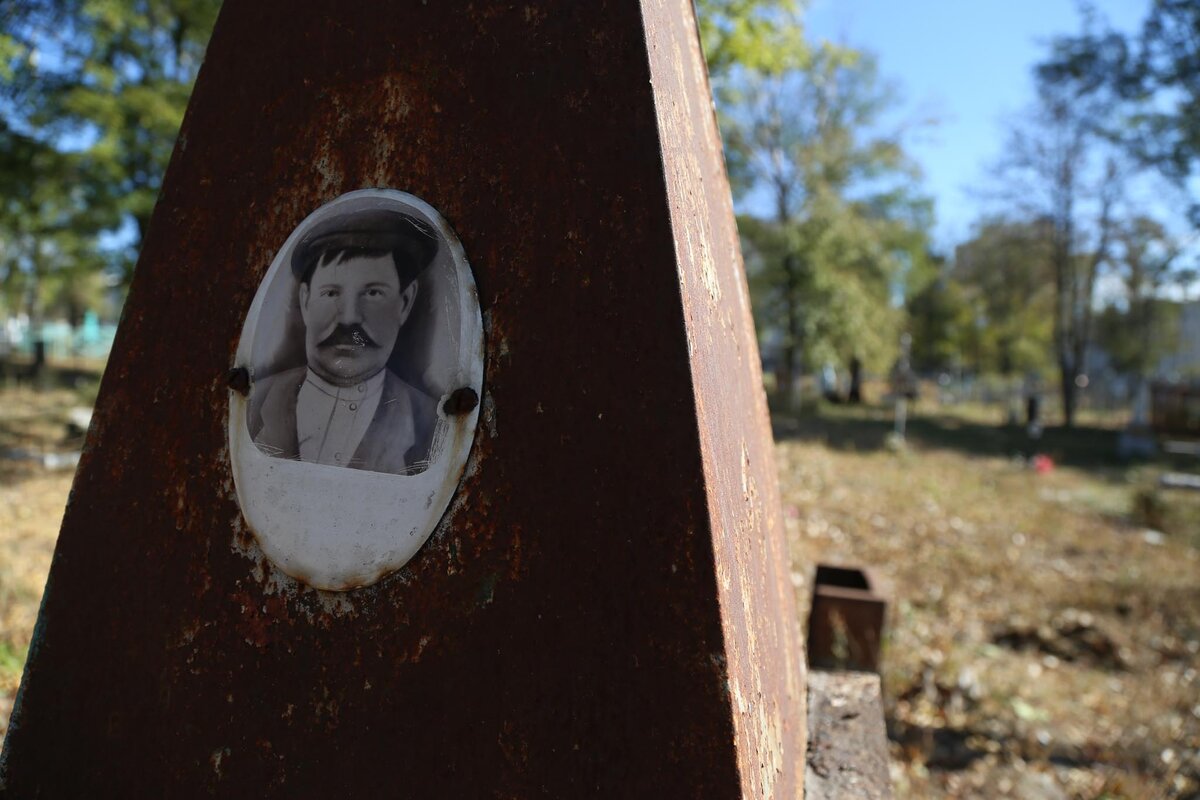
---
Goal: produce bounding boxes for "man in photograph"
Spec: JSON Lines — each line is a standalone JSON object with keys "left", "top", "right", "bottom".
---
{"left": 248, "top": 209, "right": 439, "bottom": 474}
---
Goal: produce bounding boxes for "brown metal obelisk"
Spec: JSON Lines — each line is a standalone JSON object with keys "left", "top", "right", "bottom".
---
{"left": 1, "top": 1, "right": 806, "bottom": 796}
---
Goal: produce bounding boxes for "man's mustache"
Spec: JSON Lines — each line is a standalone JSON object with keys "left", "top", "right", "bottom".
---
{"left": 317, "top": 324, "right": 380, "bottom": 349}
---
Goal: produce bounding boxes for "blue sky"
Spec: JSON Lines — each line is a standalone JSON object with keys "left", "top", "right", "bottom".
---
{"left": 802, "top": 0, "right": 1150, "bottom": 251}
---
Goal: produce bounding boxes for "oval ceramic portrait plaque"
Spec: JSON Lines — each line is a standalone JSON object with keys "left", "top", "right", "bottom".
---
{"left": 229, "top": 190, "right": 482, "bottom": 591}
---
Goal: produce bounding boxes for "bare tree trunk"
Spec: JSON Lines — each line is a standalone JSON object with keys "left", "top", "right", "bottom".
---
{"left": 1060, "top": 359, "right": 1076, "bottom": 427}
{"left": 24, "top": 252, "right": 46, "bottom": 384}
{"left": 1052, "top": 236, "right": 1075, "bottom": 427}
{"left": 772, "top": 179, "right": 801, "bottom": 411}
{"left": 778, "top": 343, "right": 796, "bottom": 410}
{"left": 777, "top": 252, "right": 801, "bottom": 410}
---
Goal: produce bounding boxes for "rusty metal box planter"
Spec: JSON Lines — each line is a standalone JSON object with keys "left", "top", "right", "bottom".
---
{"left": 807, "top": 564, "right": 888, "bottom": 673}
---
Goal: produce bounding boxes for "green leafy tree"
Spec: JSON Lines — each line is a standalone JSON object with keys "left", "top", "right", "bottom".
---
{"left": 1, "top": 0, "right": 220, "bottom": 296}
{"left": 1039, "top": 1, "right": 1200, "bottom": 220}
{"left": 1095, "top": 216, "right": 1189, "bottom": 389}
{"left": 993, "top": 86, "right": 1121, "bottom": 427}
{"left": 722, "top": 44, "right": 934, "bottom": 406}
{"left": 0, "top": 122, "right": 110, "bottom": 333}
{"left": 951, "top": 218, "right": 1056, "bottom": 378}
{"left": 696, "top": 0, "right": 807, "bottom": 77}
{"left": 1095, "top": 300, "right": 1181, "bottom": 387}
{"left": 905, "top": 268, "right": 979, "bottom": 374}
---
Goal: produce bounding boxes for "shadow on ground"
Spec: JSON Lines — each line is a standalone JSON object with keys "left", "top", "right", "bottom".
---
{"left": 771, "top": 403, "right": 1178, "bottom": 474}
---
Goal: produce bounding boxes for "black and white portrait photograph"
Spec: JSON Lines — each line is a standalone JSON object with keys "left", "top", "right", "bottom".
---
{"left": 246, "top": 195, "right": 464, "bottom": 476}
{"left": 229, "top": 189, "right": 483, "bottom": 590}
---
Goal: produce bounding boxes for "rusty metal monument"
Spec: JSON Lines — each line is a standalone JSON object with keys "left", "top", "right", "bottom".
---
{"left": 1, "top": 0, "right": 808, "bottom": 796}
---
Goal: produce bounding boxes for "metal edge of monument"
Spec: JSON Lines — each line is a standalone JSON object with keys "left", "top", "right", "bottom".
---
{"left": 228, "top": 189, "right": 483, "bottom": 592}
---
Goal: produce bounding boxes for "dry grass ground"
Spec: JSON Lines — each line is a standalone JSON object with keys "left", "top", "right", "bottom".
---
{"left": 0, "top": 387, "right": 1197, "bottom": 798}
{"left": 0, "top": 385, "right": 90, "bottom": 737}
{"left": 780, "top": 403, "right": 1200, "bottom": 799}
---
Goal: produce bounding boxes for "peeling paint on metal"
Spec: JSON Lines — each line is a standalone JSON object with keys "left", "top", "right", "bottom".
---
{"left": 644, "top": 0, "right": 809, "bottom": 796}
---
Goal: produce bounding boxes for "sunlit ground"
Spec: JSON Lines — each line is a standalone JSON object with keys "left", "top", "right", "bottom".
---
{"left": 781, "top": 402, "right": 1200, "bottom": 798}
{"left": 1, "top": 385, "right": 1198, "bottom": 797}
{"left": 0, "top": 385, "right": 91, "bottom": 732}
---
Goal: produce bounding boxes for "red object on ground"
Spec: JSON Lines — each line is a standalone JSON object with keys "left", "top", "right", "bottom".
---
{"left": 1033, "top": 454, "right": 1055, "bottom": 474}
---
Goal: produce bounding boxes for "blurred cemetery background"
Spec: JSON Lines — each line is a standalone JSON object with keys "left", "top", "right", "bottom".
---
{"left": 1, "top": 0, "right": 1198, "bottom": 797}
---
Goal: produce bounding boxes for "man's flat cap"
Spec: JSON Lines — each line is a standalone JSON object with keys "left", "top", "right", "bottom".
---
{"left": 292, "top": 208, "right": 439, "bottom": 284}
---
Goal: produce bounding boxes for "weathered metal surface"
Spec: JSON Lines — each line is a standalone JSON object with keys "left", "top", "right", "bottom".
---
{"left": 1, "top": 1, "right": 806, "bottom": 796}
{"left": 644, "top": 0, "right": 807, "bottom": 795}
{"left": 807, "top": 565, "right": 889, "bottom": 673}
{"left": 805, "top": 671, "right": 893, "bottom": 799}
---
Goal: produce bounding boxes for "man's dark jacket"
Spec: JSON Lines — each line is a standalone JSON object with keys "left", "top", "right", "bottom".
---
{"left": 248, "top": 365, "right": 437, "bottom": 475}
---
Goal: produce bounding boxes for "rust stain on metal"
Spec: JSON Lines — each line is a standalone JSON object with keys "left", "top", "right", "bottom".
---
{"left": 2, "top": 1, "right": 804, "bottom": 797}
{"left": 644, "top": 0, "right": 809, "bottom": 796}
